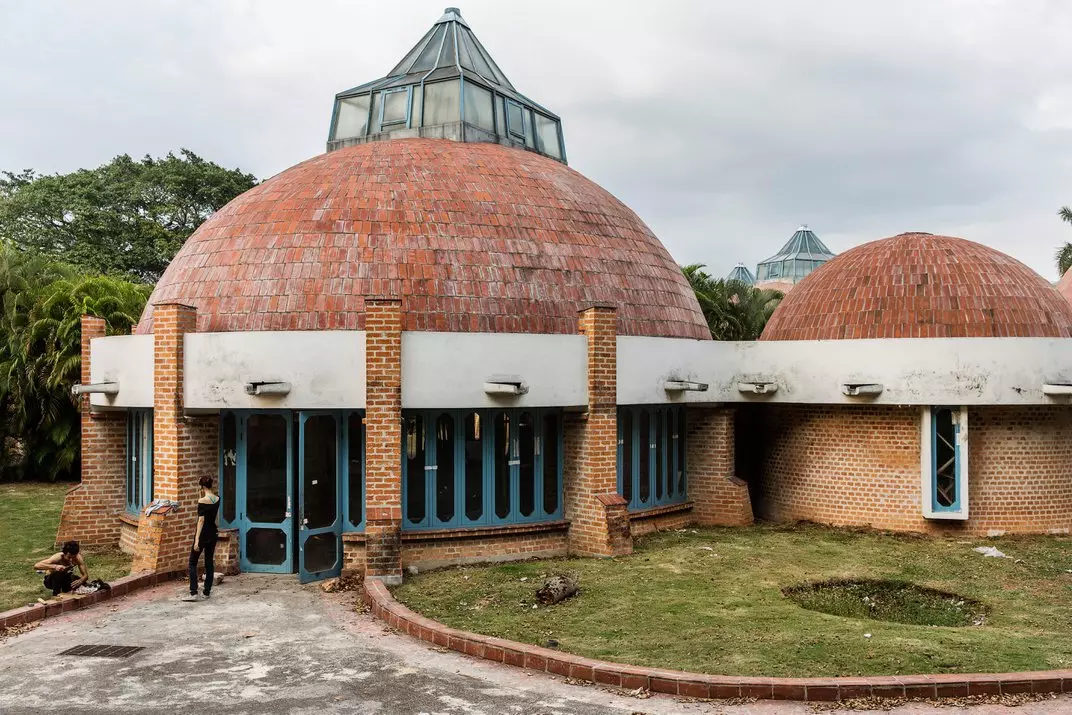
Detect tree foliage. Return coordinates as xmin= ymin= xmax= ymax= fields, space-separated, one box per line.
xmin=0 ymin=244 xmax=150 ymax=481
xmin=0 ymin=149 xmax=257 ymax=282
xmin=682 ymin=263 xmax=783 ymax=341
xmin=1058 ymin=206 xmax=1072 ymax=277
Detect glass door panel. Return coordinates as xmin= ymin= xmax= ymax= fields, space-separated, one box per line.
xmin=241 ymin=413 xmax=293 ymax=573
xmin=299 ymin=413 xmax=342 ymax=583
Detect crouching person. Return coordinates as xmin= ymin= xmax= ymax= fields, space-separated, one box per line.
xmin=35 ymin=541 xmax=88 ymax=597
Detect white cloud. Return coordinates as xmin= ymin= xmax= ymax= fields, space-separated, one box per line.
xmin=1 ymin=0 xmax=1070 ymax=279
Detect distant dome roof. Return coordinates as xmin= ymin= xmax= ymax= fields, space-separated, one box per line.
xmin=138 ymin=138 xmax=708 ymax=339
xmin=760 ymin=232 xmax=1072 ymax=340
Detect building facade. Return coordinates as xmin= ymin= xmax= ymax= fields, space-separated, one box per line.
xmin=60 ymin=11 xmax=1072 ymax=583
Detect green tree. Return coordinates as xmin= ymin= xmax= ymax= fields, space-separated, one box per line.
xmin=682 ymin=264 xmax=783 ymax=341
xmin=0 ymin=244 xmax=149 ymax=481
xmin=0 ymin=150 xmax=256 ymax=282
xmin=1058 ymin=206 xmax=1072 ymax=277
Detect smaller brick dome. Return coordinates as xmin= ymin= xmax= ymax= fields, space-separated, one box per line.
xmin=761 ymin=232 xmax=1072 ymax=340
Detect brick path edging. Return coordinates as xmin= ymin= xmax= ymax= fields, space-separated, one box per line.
xmin=0 ymin=571 xmax=182 ymax=630
xmin=364 ymin=579 xmax=1072 ymax=702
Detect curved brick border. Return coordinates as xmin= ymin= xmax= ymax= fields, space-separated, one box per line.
xmin=0 ymin=570 xmax=182 ymax=630
xmin=365 ymin=579 xmax=1072 ymax=702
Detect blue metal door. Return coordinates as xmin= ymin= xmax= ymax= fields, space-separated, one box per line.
xmin=238 ymin=412 xmax=295 ymax=574
xmin=298 ymin=412 xmax=343 ymax=583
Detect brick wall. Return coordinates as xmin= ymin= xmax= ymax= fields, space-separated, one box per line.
xmin=630 ymin=507 xmax=694 ymax=537
xmin=132 ymin=304 xmax=219 ymax=573
xmin=749 ymin=404 xmax=1072 ymax=535
xmin=56 ymin=316 xmax=127 ymax=548
xmin=564 ymin=306 xmax=632 ymax=557
xmin=687 ymin=406 xmax=753 ymax=526
xmin=118 ymin=516 xmax=139 ymax=554
xmin=402 ymin=528 xmax=569 ymax=570
xmin=364 ymin=298 xmax=404 ymax=582
xmin=967 ymin=406 xmax=1072 ymax=535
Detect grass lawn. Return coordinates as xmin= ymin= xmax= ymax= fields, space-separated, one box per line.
xmin=393 ymin=524 xmax=1072 ymax=678
xmin=0 ymin=482 xmax=131 ymax=612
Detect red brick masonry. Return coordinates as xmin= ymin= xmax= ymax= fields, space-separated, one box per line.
xmin=364 ymin=580 xmax=1072 ymax=702
xmin=0 ymin=571 xmax=182 ymax=630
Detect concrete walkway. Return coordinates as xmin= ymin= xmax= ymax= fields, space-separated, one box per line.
xmin=0 ymin=574 xmax=1068 ymax=715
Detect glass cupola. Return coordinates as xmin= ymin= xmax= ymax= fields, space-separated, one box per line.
xmin=327 ymin=7 xmax=566 ymax=163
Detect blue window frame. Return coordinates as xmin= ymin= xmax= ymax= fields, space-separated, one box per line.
xmin=617 ymin=405 xmax=687 ymax=511
xmin=125 ymin=409 xmax=153 ymax=513
xmin=218 ymin=410 xmax=365 ymax=533
xmin=402 ymin=408 xmax=563 ymax=530
xmin=929 ymin=406 xmax=963 ymax=514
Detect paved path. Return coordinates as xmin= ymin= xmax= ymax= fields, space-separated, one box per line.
xmin=0 ymin=574 xmax=1069 ymax=715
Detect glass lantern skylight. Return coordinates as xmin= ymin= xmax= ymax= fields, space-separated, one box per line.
xmin=327 ymin=8 xmax=566 ymax=163
xmin=756 ymin=226 xmax=836 ymax=285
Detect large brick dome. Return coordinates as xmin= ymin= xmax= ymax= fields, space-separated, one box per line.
xmin=760 ymin=232 xmax=1072 ymax=340
xmin=137 ymin=139 xmax=708 ymax=339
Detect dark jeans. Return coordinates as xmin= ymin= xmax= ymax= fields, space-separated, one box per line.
xmin=43 ymin=570 xmax=73 ymax=596
xmin=188 ymin=538 xmax=218 ymax=595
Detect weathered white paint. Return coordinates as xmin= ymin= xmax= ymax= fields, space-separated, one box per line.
xmin=184 ymin=331 xmax=366 ymax=410
xmin=401 ymin=332 xmax=586 ymax=408
xmin=618 ymin=336 xmax=1072 ymax=406
xmin=88 ymin=329 xmax=1072 ymax=411
xmin=89 ymin=335 xmax=153 ymax=408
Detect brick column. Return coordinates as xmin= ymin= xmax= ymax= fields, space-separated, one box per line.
xmin=364 ymin=298 xmax=403 ymax=583
xmin=56 ymin=316 xmax=127 ymax=548
xmin=132 ymin=303 xmax=218 ymax=573
xmin=687 ymin=406 xmax=753 ymax=526
xmin=564 ymin=306 xmax=632 ymax=557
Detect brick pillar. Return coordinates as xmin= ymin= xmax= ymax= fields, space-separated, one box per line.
xmin=688 ymin=406 xmax=753 ymax=526
xmin=564 ymin=306 xmax=632 ymax=557
xmin=364 ymin=298 xmax=403 ymax=583
xmin=132 ymin=303 xmax=218 ymax=574
xmin=56 ymin=316 xmax=127 ymax=548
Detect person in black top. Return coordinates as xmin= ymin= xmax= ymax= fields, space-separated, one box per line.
xmin=35 ymin=541 xmax=89 ymax=596
xmin=183 ymin=475 xmax=221 ymax=602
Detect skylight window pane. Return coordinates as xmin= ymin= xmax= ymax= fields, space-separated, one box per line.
xmin=463 ymin=82 xmax=494 ymax=131
xmin=333 ymin=95 xmax=370 ymax=140
xmin=506 ymin=101 xmax=524 ymax=141
xmin=382 ymin=89 xmax=409 ymax=126
xmin=535 ymin=114 xmax=562 ymax=159
xmin=411 ymin=24 xmax=447 ymax=73
xmin=423 ymin=80 xmax=460 ymax=125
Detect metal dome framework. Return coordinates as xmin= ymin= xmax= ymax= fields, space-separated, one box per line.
xmin=327 ymin=8 xmax=565 ymax=162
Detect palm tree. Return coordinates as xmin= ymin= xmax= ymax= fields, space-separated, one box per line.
xmin=682 ymin=264 xmax=783 ymax=340
xmin=1058 ymin=207 xmax=1072 ymax=277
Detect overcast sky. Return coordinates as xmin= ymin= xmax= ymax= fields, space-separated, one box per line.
xmin=2 ymin=0 xmax=1071 ymax=280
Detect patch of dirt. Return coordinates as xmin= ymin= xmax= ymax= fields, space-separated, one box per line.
xmin=0 ymin=621 xmax=40 ymax=644
xmin=810 ymin=692 xmax=1057 ymax=711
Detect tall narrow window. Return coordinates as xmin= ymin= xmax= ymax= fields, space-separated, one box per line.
xmin=925 ymin=407 xmax=967 ymax=519
xmin=638 ymin=410 xmax=651 ymax=504
xmin=126 ymin=410 xmax=153 ymax=513
xmin=405 ymin=415 xmax=426 ymax=525
xmin=654 ymin=410 xmax=665 ymax=500
xmin=221 ymin=412 xmax=237 ymax=524
xmin=347 ymin=412 xmax=364 ymax=528
xmin=494 ymin=412 xmax=511 ymax=519
xmin=542 ymin=413 xmax=559 ymax=515
xmin=435 ymin=414 xmax=455 ymax=523
xmin=518 ymin=412 xmax=535 ymax=517
xmin=676 ymin=408 xmax=687 ymax=497
xmin=464 ymin=413 xmax=483 ymax=521
xmin=619 ymin=409 xmax=633 ymax=503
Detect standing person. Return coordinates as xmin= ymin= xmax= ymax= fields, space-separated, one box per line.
xmin=35 ymin=541 xmax=89 ymax=597
xmin=183 ymin=476 xmax=220 ymax=602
